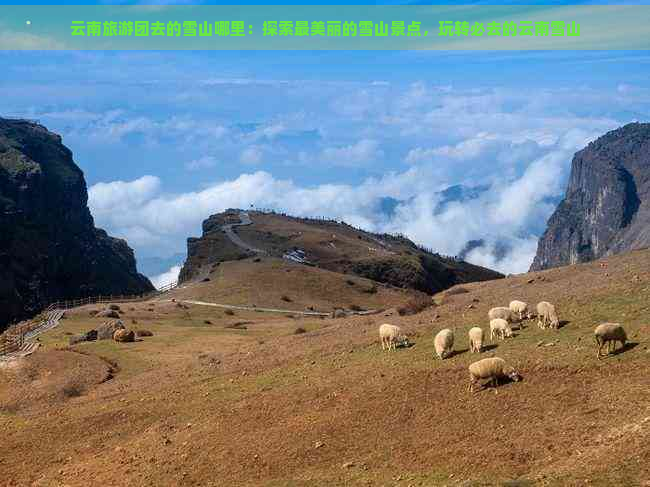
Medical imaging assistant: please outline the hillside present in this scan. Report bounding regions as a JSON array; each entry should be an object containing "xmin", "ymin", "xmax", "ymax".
[
  {"xmin": 180, "ymin": 209, "xmax": 503, "ymax": 294},
  {"xmin": 0, "ymin": 118, "xmax": 153, "ymax": 330},
  {"xmin": 532, "ymin": 122, "xmax": 650, "ymax": 271},
  {"xmin": 1, "ymin": 247, "xmax": 649, "ymax": 485},
  {"xmin": 170, "ymin": 257, "xmax": 411, "ymax": 314}
]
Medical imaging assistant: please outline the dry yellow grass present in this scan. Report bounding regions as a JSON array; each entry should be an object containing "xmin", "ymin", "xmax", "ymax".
[
  {"xmin": 1, "ymin": 250, "xmax": 649, "ymax": 486},
  {"xmin": 170, "ymin": 257, "xmax": 411, "ymax": 313}
]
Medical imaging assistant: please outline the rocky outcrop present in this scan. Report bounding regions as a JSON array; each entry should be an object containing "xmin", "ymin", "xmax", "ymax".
[
  {"xmin": 531, "ymin": 123, "xmax": 650, "ymax": 271},
  {"xmin": 0, "ymin": 117, "xmax": 153, "ymax": 330}
]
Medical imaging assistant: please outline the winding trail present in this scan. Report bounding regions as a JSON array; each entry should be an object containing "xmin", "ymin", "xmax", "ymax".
[{"xmin": 222, "ymin": 211, "xmax": 265, "ymax": 254}]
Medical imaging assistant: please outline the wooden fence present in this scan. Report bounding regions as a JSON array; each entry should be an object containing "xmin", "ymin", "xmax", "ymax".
[
  {"xmin": 0, "ymin": 330, "xmax": 25, "ymax": 356},
  {"xmin": 0, "ymin": 280, "xmax": 178, "ymax": 357}
]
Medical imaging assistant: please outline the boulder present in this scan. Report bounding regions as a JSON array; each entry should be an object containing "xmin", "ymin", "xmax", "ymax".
[
  {"xmin": 97, "ymin": 320, "xmax": 125, "ymax": 340},
  {"xmin": 68, "ymin": 329, "xmax": 98, "ymax": 345},
  {"xmin": 97, "ymin": 309, "xmax": 120, "ymax": 319},
  {"xmin": 332, "ymin": 309, "xmax": 347, "ymax": 319},
  {"xmin": 113, "ymin": 329, "xmax": 135, "ymax": 343}
]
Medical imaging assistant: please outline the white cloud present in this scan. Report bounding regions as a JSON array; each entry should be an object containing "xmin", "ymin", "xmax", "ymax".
[
  {"xmin": 150, "ymin": 265, "xmax": 182, "ymax": 290},
  {"xmin": 465, "ymin": 237, "xmax": 540, "ymax": 276},
  {"xmin": 89, "ymin": 175, "xmax": 161, "ymax": 212},
  {"xmin": 0, "ymin": 27, "xmax": 65, "ymax": 49},
  {"xmin": 43, "ymin": 111, "xmax": 228, "ymax": 146},
  {"xmin": 185, "ymin": 156, "xmax": 217, "ymax": 171},
  {"xmin": 87, "ymin": 127, "xmax": 587, "ymax": 274},
  {"xmin": 321, "ymin": 139, "xmax": 383, "ymax": 167},
  {"xmin": 87, "ymin": 155, "xmax": 562, "ymax": 274},
  {"xmin": 52, "ymin": 80, "xmax": 634, "ymax": 274},
  {"xmin": 240, "ymin": 146, "xmax": 263, "ymax": 165},
  {"xmin": 254, "ymin": 123, "xmax": 286, "ymax": 140}
]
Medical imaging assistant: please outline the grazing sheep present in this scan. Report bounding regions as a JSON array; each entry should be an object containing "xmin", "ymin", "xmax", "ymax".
[
  {"xmin": 488, "ymin": 306, "xmax": 516, "ymax": 323},
  {"xmin": 379, "ymin": 324, "xmax": 409, "ymax": 351},
  {"xmin": 490, "ymin": 318, "xmax": 512, "ymax": 341},
  {"xmin": 594, "ymin": 323, "xmax": 627, "ymax": 358},
  {"xmin": 468, "ymin": 327, "xmax": 484, "ymax": 353},
  {"xmin": 509, "ymin": 300, "xmax": 531, "ymax": 323},
  {"xmin": 434, "ymin": 328, "xmax": 454, "ymax": 359},
  {"xmin": 537, "ymin": 301, "xmax": 559, "ymax": 329},
  {"xmin": 468, "ymin": 357, "xmax": 521, "ymax": 392}
]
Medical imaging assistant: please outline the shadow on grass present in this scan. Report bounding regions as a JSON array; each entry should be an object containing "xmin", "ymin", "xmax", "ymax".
[
  {"xmin": 448, "ymin": 348, "xmax": 468, "ymax": 358},
  {"xmin": 609, "ymin": 341, "xmax": 639, "ymax": 357},
  {"xmin": 473, "ymin": 374, "xmax": 523, "ymax": 392},
  {"xmin": 481, "ymin": 344, "xmax": 498, "ymax": 352},
  {"xmin": 558, "ymin": 320, "xmax": 571, "ymax": 329}
]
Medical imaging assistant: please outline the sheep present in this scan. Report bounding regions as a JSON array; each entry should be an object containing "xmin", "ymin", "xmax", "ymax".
[
  {"xmin": 434, "ymin": 328, "xmax": 454, "ymax": 359},
  {"xmin": 468, "ymin": 357, "xmax": 521, "ymax": 392},
  {"xmin": 488, "ymin": 306, "xmax": 516, "ymax": 324},
  {"xmin": 468, "ymin": 327, "xmax": 484, "ymax": 353},
  {"xmin": 536, "ymin": 301, "xmax": 559, "ymax": 329},
  {"xmin": 490, "ymin": 318, "xmax": 512, "ymax": 341},
  {"xmin": 594, "ymin": 323, "xmax": 627, "ymax": 358},
  {"xmin": 379, "ymin": 323, "xmax": 409, "ymax": 351},
  {"xmin": 509, "ymin": 300, "xmax": 531, "ymax": 324}
]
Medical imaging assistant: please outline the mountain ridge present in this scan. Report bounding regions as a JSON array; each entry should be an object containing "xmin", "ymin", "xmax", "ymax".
[{"xmin": 179, "ymin": 209, "xmax": 503, "ymax": 294}]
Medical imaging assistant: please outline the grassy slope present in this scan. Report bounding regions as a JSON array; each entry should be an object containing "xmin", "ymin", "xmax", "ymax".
[
  {"xmin": 170, "ymin": 257, "xmax": 412, "ymax": 313},
  {"xmin": 0, "ymin": 250, "xmax": 649, "ymax": 486}
]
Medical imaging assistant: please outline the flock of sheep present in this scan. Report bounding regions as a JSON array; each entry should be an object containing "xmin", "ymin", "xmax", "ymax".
[{"xmin": 379, "ymin": 299, "xmax": 629, "ymax": 392}]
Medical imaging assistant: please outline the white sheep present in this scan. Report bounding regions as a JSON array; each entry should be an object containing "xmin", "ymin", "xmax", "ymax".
[
  {"xmin": 594, "ymin": 323, "xmax": 627, "ymax": 358},
  {"xmin": 468, "ymin": 327, "xmax": 484, "ymax": 353},
  {"xmin": 379, "ymin": 323, "xmax": 409, "ymax": 351},
  {"xmin": 536, "ymin": 301, "xmax": 559, "ymax": 329},
  {"xmin": 468, "ymin": 357, "xmax": 521, "ymax": 392},
  {"xmin": 434, "ymin": 328, "xmax": 454, "ymax": 359},
  {"xmin": 490, "ymin": 318, "xmax": 512, "ymax": 341},
  {"xmin": 509, "ymin": 300, "xmax": 531, "ymax": 323},
  {"xmin": 488, "ymin": 306, "xmax": 516, "ymax": 323}
]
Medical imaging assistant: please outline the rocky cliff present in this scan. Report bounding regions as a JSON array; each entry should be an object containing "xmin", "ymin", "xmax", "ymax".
[
  {"xmin": 531, "ymin": 122, "xmax": 650, "ymax": 271},
  {"xmin": 0, "ymin": 118, "xmax": 154, "ymax": 330}
]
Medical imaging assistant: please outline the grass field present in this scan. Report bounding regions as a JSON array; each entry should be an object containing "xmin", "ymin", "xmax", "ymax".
[{"xmin": 1, "ymin": 250, "xmax": 649, "ymax": 486}]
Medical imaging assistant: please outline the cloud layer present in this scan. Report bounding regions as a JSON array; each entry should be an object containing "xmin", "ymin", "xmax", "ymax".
[
  {"xmin": 88, "ymin": 125, "xmax": 604, "ymax": 275},
  {"xmin": 4, "ymin": 52, "xmax": 646, "ymax": 275}
]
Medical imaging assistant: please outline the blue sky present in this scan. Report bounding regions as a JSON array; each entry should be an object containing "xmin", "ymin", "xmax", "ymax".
[{"xmin": 2, "ymin": 4, "xmax": 650, "ymax": 282}]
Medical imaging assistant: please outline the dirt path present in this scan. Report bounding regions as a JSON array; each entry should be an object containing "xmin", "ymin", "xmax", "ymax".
[
  {"xmin": 179, "ymin": 299, "xmax": 331, "ymax": 316},
  {"xmin": 222, "ymin": 211, "xmax": 265, "ymax": 254}
]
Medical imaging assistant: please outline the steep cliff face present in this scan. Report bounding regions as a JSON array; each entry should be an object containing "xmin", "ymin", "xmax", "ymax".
[
  {"xmin": 531, "ymin": 122, "xmax": 650, "ymax": 271},
  {"xmin": 0, "ymin": 118, "xmax": 154, "ymax": 330}
]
